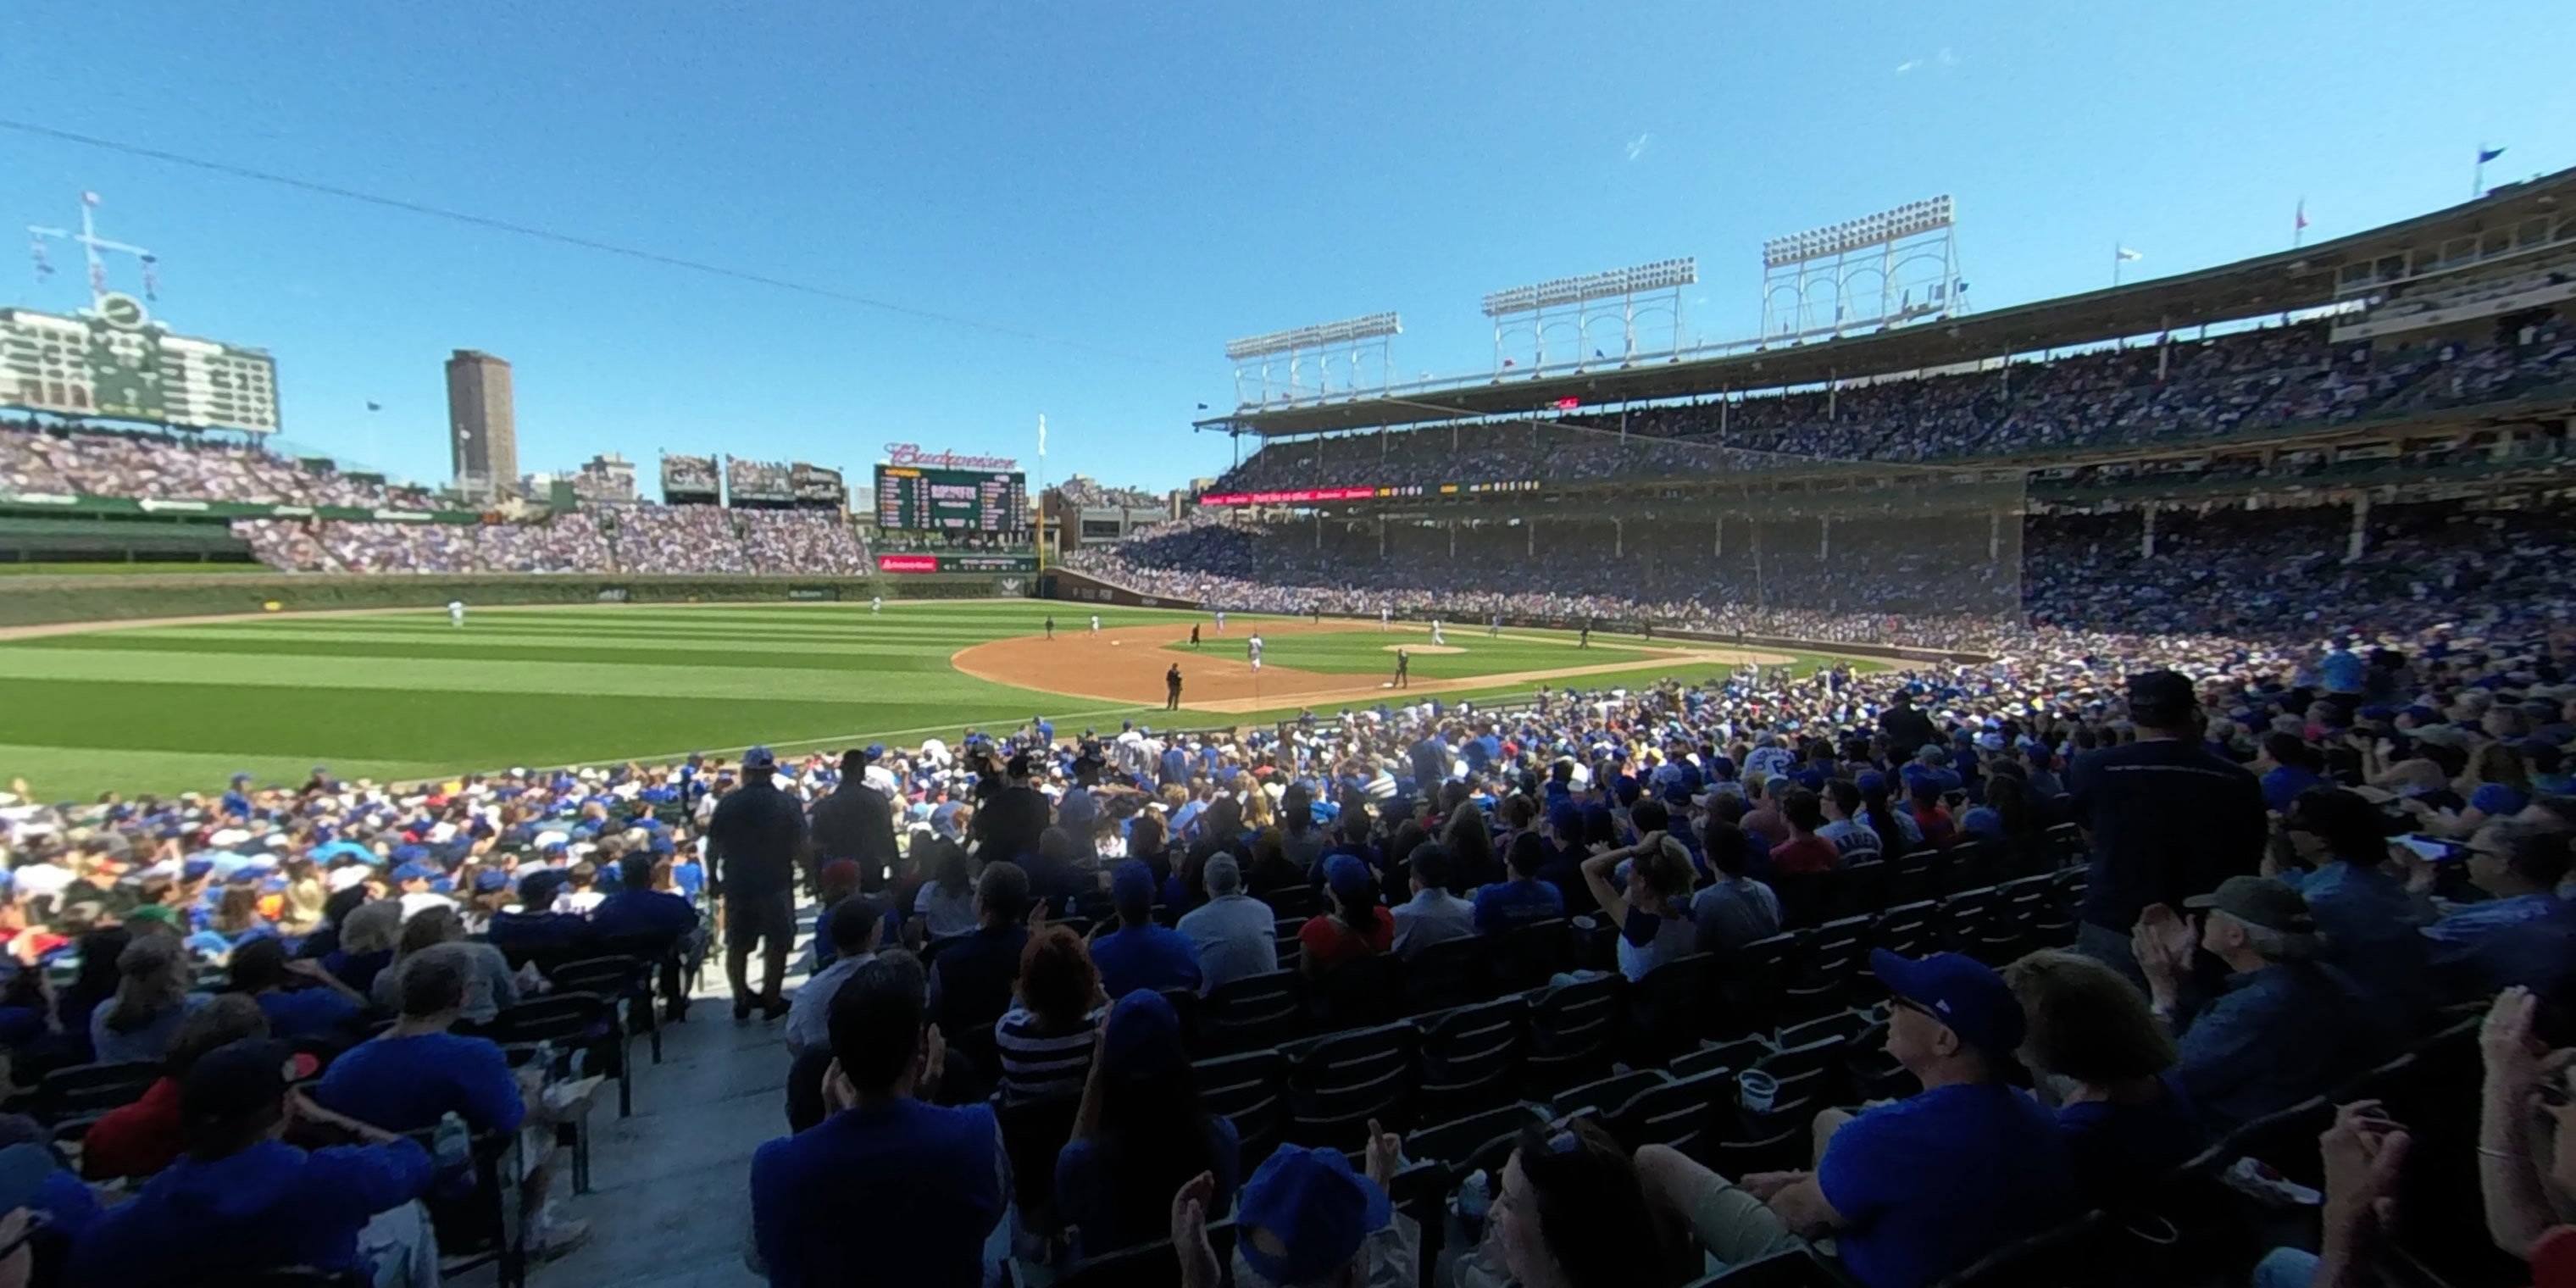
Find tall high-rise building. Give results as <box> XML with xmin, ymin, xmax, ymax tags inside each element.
<box><xmin>444</xmin><ymin>349</ymin><xmax>517</xmax><ymax>496</ymax></box>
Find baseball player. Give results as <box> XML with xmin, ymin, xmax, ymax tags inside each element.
<box><xmin>871</xmin><ymin>596</ymin><xmax>883</xmax><ymax>614</ymax></box>
<box><xmin>1431</xmin><ymin>619</ymin><xmax>1446</xmax><ymax>647</ymax></box>
<box><xmin>1248</xmin><ymin>632</ymin><xmax>1264</xmax><ymax>672</ymax></box>
<box><xmin>1091</xmin><ymin>613</ymin><xmax>1101</xmax><ymax>634</ymax></box>
<box><xmin>447</xmin><ymin>599</ymin><xmax>466</xmax><ymax>629</ymax></box>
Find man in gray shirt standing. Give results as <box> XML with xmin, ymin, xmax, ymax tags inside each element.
<box><xmin>1176</xmin><ymin>856</ymin><xmax>1280</xmax><ymax>993</ymax></box>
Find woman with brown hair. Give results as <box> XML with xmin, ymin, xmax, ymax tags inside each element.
<box><xmin>92</xmin><ymin>935</ymin><xmax>204</xmax><ymax>1064</ymax></box>
<box><xmin>2001</xmin><ymin>948</ymin><xmax>2203</xmax><ymax>1205</ymax></box>
<box><xmin>1475</xmin><ymin>1117</ymin><xmax>1692</xmax><ymax>1288</ymax></box>
<box><xmin>995</xmin><ymin>925</ymin><xmax>1102</xmax><ymax>1102</ymax></box>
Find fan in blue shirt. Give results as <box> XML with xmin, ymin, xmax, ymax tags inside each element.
<box><xmin>1474</xmin><ymin>834</ymin><xmax>1567</xmax><ymax>933</ymax></box>
<box><xmin>752</xmin><ymin>954</ymin><xmax>1006</xmax><ymax>1288</ymax></box>
<box><xmin>1635</xmin><ymin>951</ymin><xmax>2072</xmax><ymax>1288</ymax></box>
<box><xmin>1089</xmin><ymin>861</ymin><xmax>1202</xmax><ymax>997</ymax></box>
<box><xmin>68</xmin><ymin>1038</ymin><xmax>436</xmax><ymax>1288</ymax></box>
<box><xmin>227</xmin><ymin>937</ymin><xmax>369</xmax><ymax>1042</ymax></box>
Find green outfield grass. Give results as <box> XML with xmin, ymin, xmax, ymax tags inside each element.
<box><xmin>0</xmin><ymin>601</ymin><xmax>1872</xmax><ymax>798</ymax></box>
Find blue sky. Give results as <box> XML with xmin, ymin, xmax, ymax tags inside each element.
<box><xmin>0</xmin><ymin>1</ymin><xmax>2566</xmax><ymax>494</ymax></box>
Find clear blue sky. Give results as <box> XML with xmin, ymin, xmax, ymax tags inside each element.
<box><xmin>0</xmin><ymin>1</ymin><xmax>2565</xmax><ymax>494</ymax></box>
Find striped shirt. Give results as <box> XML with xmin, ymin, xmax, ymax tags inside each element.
<box><xmin>994</xmin><ymin>1005</ymin><xmax>1102</xmax><ymax>1102</ymax></box>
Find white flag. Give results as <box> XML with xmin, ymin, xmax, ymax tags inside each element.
<box><xmin>80</xmin><ymin>191</ymin><xmax>100</xmax><ymax>207</ymax></box>
<box><xmin>2116</xmin><ymin>247</ymin><xmax>2143</xmax><ymax>261</ymax></box>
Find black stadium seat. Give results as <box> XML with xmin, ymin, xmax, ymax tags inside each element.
<box><xmin>1202</xmin><ymin>971</ymin><xmax>1304</xmax><ymax>1052</ymax></box>
<box><xmin>1606</xmin><ymin>1066</ymin><xmax>1735</xmax><ymax>1158</ymax></box>
<box><xmin>1191</xmin><ymin>1048</ymin><xmax>1286</xmax><ymax>1164</ymax></box>
<box><xmin>1414</xmin><ymin>996</ymin><xmax>1525</xmax><ymax>1123</ymax></box>
<box><xmin>1547</xmin><ymin>1069</ymin><xmax>1669</xmax><ymax>1122</ymax></box>
<box><xmin>1284</xmin><ymin>1021</ymin><xmax>1417</xmax><ymax>1151</ymax></box>
<box><xmin>1518</xmin><ymin>974</ymin><xmax>1622</xmax><ymax>1093</ymax></box>
<box><xmin>1402</xmin><ymin>935</ymin><xmax>1489</xmax><ymax>1014</ymax></box>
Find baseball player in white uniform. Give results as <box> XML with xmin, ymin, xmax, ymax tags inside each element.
<box><xmin>1214</xmin><ymin>610</ymin><xmax>1227</xmax><ymax>634</ymax></box>
<box><xmin>1090</xmin><ymin>614</ymin><xmax>1101</xmax><ymax>634</ymax></box>
<box><xmin>1380</xmin><ymin>608</ymin><xmax>1391</xmax><ymax>630</ymax></box>
<box><xmin>1431</xmin><ymin>619</ymin><xmax>1446</xmax><ymax>646</ymax></box>
<box><xmin>1248</xmin><ymin>633</ymin><xmax>1264</xmax><ymax>671</ymax></box>
<box><xmin>447</xmin><ymin>600</ymin><xmax>465</xmax><ymax>628</ymax></box>
<box><xmin>871</xmin><ymin>596</ymin><xmax>883</xmax><ymax>614</ymax></box>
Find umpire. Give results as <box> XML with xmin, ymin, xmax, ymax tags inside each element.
<box><xmin>708</xmin><ymin>744</ymin><xmax>807</xmax><ymax>1023</ymax></box>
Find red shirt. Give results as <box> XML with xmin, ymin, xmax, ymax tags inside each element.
<box><xmin>1298</xmin><ymin>908</ymin><xmax>1393</xmax><ymax>970</ymax></box>
<box><xmin>1769</xmin><ymin>836</ymin><xmax>1842</xmax><ymax>876</ymax></box>
<box><xmin>80</xmin><ymin>1076</ymin><xmax>180</xmax><ymax>1180</ymax></box>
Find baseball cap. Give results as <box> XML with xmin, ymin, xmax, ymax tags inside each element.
<box><xmin>1236</xmin><ymin>1145</ymin><xmax>1392</xmax><ymax>1285</ymax></box>
<box><xmin>741</xmin><ymin>746</ymin><xmax>778</xmax><ymax>772</ymax></box>
<box><xmin>1111</xmin><ymin>859</ymin><xmax>1157</xmax><ymax>908</ymax></box>
<box><xmin>2185</xmin><ymin>876</ymin><xmax>2318</xmax><ymax>939</ymax></box>
<box><xmin>1324</xmin><ymin>854</ymin><xmax>1374</xmax><ymax>903</ymax></box>
<box><xmin>471</xmin><ymin>868</ymin><xmax>512</xmax><ymax>894</ymax></box>
<box><xmin>1101</xmin><ymin>988</ymin><xmax>1186</xmax><ymax>1079</ymax></box>
<box><xmin>180</xmin><ymin>1037</ymin><xmax>297</xmax><ymax>1125</ymax></box>
<box><xmin>391</xmin><ymin>863</ymin><xmax>435</xmax><ymax>885</ymax></box>
<box><xmin>0</xmin><ymin>1145</ymin><xmax>58</xmax><ymax>1214</ymax></box>
<box><xmin>125</xmin><ymin>904</ymin><xmax>178</xmax><ymax>928</ymax></box>
<box><xmin>1869</xmin><ymin>949</ymin><xmax>2024</xmax><ymax>1055</ymax></box>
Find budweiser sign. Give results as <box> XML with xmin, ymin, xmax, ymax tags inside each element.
<box><xmin>885</xmin><ymin>443</ymin><xmax>1019</xmax><ymax>472</ymax></box>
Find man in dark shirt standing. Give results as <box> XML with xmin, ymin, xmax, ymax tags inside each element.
<box><xmin>2068</xmin><ymin>671</ymin><xmax>2267</xmax><ymax>990</ymax></box>
<box><xmin>808</xmin><ymin>748</ymin><xmax>898</xmax><ymax>890</ymax></box>
<box><xmin>708</xmin><ymin>746</ymin><xmax>808</xmax><ymax>1023</ymax></box>
<box><xmin>971</xmin><ymin>752</ymin><xmax>1050</xmax><ymax>864</ymax></box>
<box><xmin>1166</xmin><ymin>664</ymin><xmax>1183</xmax><ymax>712</ymax></box>
<box><xmin>1879</xmin><ymin>691</ymin><xmax>1939</xmax><ymax>758</ymax></box>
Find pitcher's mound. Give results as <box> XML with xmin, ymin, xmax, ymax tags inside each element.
<box><xmin>1387</xmin><ymin>644</ymin><xmax>1465</xmax><ymax>654</ymax></box>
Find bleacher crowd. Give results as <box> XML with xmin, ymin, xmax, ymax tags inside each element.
<box><xmin>1208</xmin><ymin>316</ymin><xmax>2576</xmax><ymax>493</ymax></box>
<box><xmin>1</xmin><ymin>420</ymin><xmax>436</xmax><ymax>511</ymax></box>
<box><xmin>233</xmin><ymin>508</ymin><xmax>872</xmax><ymax>577</ymax></box>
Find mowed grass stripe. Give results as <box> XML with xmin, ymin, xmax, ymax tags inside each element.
<box><xmin>0</xmin><ymin>675</ymin><xmax>1134</xmax><ymax>762</ymax></box>
<box><xmin>26</xmin><ymin>636</ymin><xmax>985</xmax><ymax>673</ymax></box>
<box><xmin>0</xmin><ymin>646</ymin><xmax>1007</xmax><ymax>701</ymax></box>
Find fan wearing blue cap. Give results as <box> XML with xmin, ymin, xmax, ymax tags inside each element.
<box><xmin>1055</xmin><ymin>990</ymin><xmax>1239</xmax><ymax>1259</ymax></box>
<box><xmin>1635</xmin><ymin>949</ymin><xmax>2072</xmax><ymax>1288</ymax></box>
<box><xmin>1169</xmin><ymin>1113</ymin><xmax>1417</xmax><ymax>1288</ymax></box>
<box><xmin>1090</xmin><ymin>861</ymin><xmax>1202</xmax><ymax>996</ymax></box>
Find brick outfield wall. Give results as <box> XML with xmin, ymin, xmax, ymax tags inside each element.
<box><xmin>0</xmin><ymin>574</ymin><xmax>1024</xmax><ymax>629</ymax></box>
<box><xmin>1038</xmin><ymin>568</ymin><xmax>1996</xmax><ymax>667</ymax></box>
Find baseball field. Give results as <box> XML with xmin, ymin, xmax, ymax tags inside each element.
<box><xmin>0</xmin><ymin>600</ymin><xmax>1859</xmax><ymax>797</ymax></box>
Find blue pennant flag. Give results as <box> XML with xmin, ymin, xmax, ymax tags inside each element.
<box><xmin>2478</xmin><ymin>145</ymin><xmax>2507</xmax><ymax>164</ymax></box>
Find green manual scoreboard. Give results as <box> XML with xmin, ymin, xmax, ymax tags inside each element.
<box><xmin>0</xmin><ymin>295</ymin><xmax>280</xmax><ymax>433</ymax></box>
<box><xmin>873</xmin><ymin>464</ymin><xmax>1026</xmax><ymax>533</ymax></box>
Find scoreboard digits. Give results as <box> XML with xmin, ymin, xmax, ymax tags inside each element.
<box><xmin>874</xmin><ymin>465</ymin><xmax>1026</xmax><ymax>532</ymax></box>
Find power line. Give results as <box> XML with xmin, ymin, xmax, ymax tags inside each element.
<box><xmin>0</xmin><ymin>116</ymin><xmax>1189</xmax><ymax>370</ymax></box>
<box><xmin>1</xmin><ymin>117</ymin><xmax>1946</xmax><ymax>475</ymax></box>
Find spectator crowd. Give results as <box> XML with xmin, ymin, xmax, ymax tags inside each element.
<box><xmin>2</xmin><ymin>543</ymin><xmax>2573</xmax><ymax>1283</ymax></box>
<box><xmin>1209</xmin><ymin>315</ymin><xmax>2576</xmax><ymax>493</ymax></box>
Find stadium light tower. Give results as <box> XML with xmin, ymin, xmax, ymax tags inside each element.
<box><xmin>1758</xmin><ymin>196</ymin><xmax>1963</xmax><ymax>344</ymax></box>
<box><xmin>1480</xmin><ymin>258</ymin><xmax>1695</xmax><ymax>379</ymax></box>
<box><xmin>1224</xmin><ymin>312</ymin><xmax>1402</xmax><ymax>410</ymax></box>
<box><xmin>28</xmin><ymin>190</ymin><xmax>160</xmax><ymax>310</ymax></box>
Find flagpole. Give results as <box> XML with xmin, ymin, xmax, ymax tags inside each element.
<box><xmin>1035</xmin><ymin>414</ymin><xmax>1047</xmax><ymax>579</ymax></box>
<box><xmin>2474</xmin><ymin>143</ymin><xmax>2483</xmax><ymax>199</ymax></box>
<box><xmin>2112</xmin><ymin>242</ymin><xmax>2123</xmax><ymax>288</ymax></box>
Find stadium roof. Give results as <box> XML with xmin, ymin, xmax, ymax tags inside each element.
<box><xmin>1201</xmin><ymin>165</ymin><xmax>2576</xmax><ymax>439</ymax></box>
